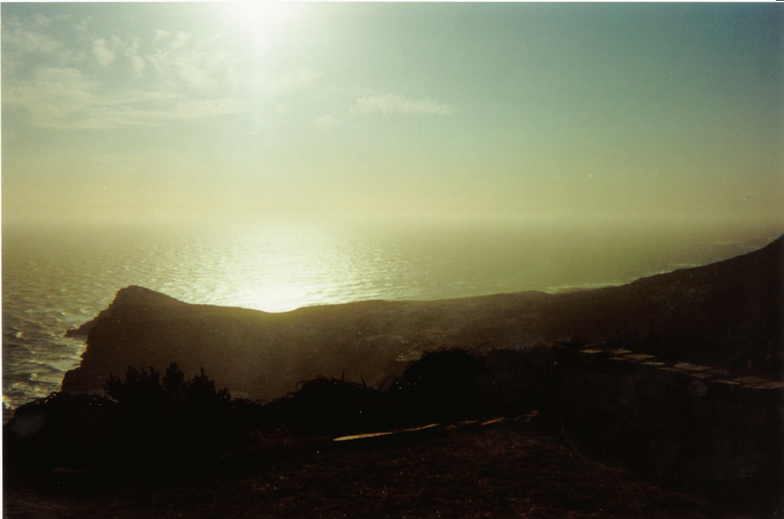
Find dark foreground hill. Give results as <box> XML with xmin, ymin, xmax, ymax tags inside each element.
<box><xmin>5</xmin><ymin>423</ymin><xmax>722</xmax><ymax>519</ymax></box>
<box><xmin>62</xmin><ymin>234</ymin><xmax>783</xmax><ymax>402</ymax></box>
<box><xmin>5</xmin><ymin>349</ymin><xmax>734</xmax><ymax>518</ymax></box>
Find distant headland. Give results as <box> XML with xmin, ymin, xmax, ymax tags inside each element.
<box><xmin>62</xmin><ymin>234</ymin><xmax>783</xmax><ymax>402</ymax></box>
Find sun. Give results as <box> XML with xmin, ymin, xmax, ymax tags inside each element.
<box><xmin>216</xmin><ymin>2</ymin><xmax>302</xmax><ymax>46</ymax></box>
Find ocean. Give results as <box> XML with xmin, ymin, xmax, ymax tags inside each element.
<box><xmin>3</xmin><ymin>217</ymin><xmax>781</xmax><ymax>420</ymax></box>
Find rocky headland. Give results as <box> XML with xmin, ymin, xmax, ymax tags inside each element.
<box><xmin>62</xmin><ymin>234</ymin><xmax>783</xmax><ymax>402</ymax></box>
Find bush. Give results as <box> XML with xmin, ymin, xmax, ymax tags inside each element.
<box><xmin>6</xmin><ymin>346</ymin><xmax>558</xmax><ymax>487</ymax></box>
<box><xmin>6</xmin><ymin>364</ymin><xmax>248</xmax><ymax>486</ymax></box>
<box><xmin>262</xmin><ymin>376</ymin><xmax>394</xmax><ymax>437</ymax></box>
<box><xmin>104</xmin><ymin>362</ymin><xmax>234</xmax><ymax>477</ymax></box>
<box><xmin>389</xmin><ymin>348</ymin><xmax>496</xmax><ymax>424</ymax></box>
<box><xmin>4</xmin><ymin>393</ymin><xmax>120</xmax><ymax>477</ymax></box>
<box><xmin>105</xmin><ymin>362</ymin><xmax>230</xmax><ymax>414</ymax></box>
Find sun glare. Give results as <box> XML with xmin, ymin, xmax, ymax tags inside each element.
<box><xmin>216</xmin><ymin>2</ymin><xmax>301</xmax><ymax>48</ymax></box>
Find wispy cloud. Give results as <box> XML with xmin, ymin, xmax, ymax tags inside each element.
<box><xmin>3</xmin><ymin>25</ymin><xmax>62</xmax><ymax>56</ymax></box>
<box><xmin>1</xmin><ymin>15</ymin><xmax>251</xmax><ymax>129</ymax></box>
<box><xmin>2</xmin><ymin>66</ymin><xmax>242</xmax><ymax>129</ymax></box>
<box><xmin>1</xmin><ymin>16</ymin><xmax>68</xmax><ymax>73</ymax></box>
<box><xmin>92</xmin><ymin>38</ymin><xmax>116</xmax><ymax>67</ymax></box>
<box><xmin>4</xmin><ymin>67</ymin><xmax>96</xmax><ymax>127</ymax></box>
<box><xmin>2</xmin><ymin>12</ymin><xmax>324</xmax><ymax>130</ymax></box>
<box><xmin>125</xmin><ymin>38</ymin><xmax>146</xmax><ymax>77</ymax></box>
<box><xmin>145</xmin><ymin>31</ymin><xmax>226</xmax><ymax>92</ymax></box>
<box><xmin>353</xmin><ymin>94</ymin><xmax>453</xmax><ymax>116</ymax></box>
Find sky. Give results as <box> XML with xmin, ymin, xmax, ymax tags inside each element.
<box><xmin>2</xmin><ymin>2</ymin><xmax>783</xmax><ymax>228</ymax></box>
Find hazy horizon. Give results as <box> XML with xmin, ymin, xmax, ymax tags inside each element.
<box><xmin>2</xmin><ymin>3</ymin><xmax>783</xmax><ymax>229</ymax></box>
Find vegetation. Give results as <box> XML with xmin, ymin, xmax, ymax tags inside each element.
<box><xmin>390</xmin><ymin>348</ymin><xmax>495</xmax><ymax>423</ymax></box>
<box><xmin>5</xmin><ymin>347</ymin><xmax>560</xmax><ymax>489</ymax></box>
<box><xmin>103</xmin><ymin>363</ymin><xmax>237</xmax><ymax>478</ymax></box>
<box><xmin>4</xmin><ymin>345</ymin><xmax>767</xmax><ymax>517</ymax></box>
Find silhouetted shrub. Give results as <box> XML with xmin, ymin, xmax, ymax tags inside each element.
<box><xmin>263</xmin><ymin>376</ymin><xmax>394</xmax><ymax>436</ymax></box>
<box><xmin>105</xmin><ymin>362</ymin><xmax>230</xmax><ymax>413</ymax></box>
<box><xmin>105</xmin><ymin>366</ymin><xmax>166</xmax><ymax>416</ymax></box>
<box><xmin>5</xmin><ymin>364</ymin><xmax>251</xmax><ymax>487</ymax></box>
<box><xmin>390</xmin><ymin>348</ymin><xmax>496</xmax><ymax>424</ymax></box>
<box><xmin>104</xmin><ymin>362</ymin><xmax>234</xmax><ymax>478</ymax></box>
<box><xmin>4</xmin><ymin>392</ymin><xmax>120</xmax><ymax>478</ymax></box>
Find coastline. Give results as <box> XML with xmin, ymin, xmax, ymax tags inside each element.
<box><xmin>60</xmin><ymin>234</ymin><xmax>783</xmax><ymax>403</ymax></box>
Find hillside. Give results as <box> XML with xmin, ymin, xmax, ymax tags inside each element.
<box><xmin>62</xmin><ymin>237</ymin><xmax>784</xmax><ymax>399</ymax></box>
<box><xmin>62</xmin><ymin>235</ymin><xmax>783</xmax><ymax>401</ymax></box>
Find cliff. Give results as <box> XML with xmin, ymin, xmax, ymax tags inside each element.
<box><xmin>61</xmin><ymin>235</ymin><xmax>783</xmax><ymax>402</ymax></box>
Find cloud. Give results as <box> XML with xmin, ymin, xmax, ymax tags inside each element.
<box><xmin>144</xmin><ymin>31</ymin><xmax>235</xmax><ymax>93</ymax></box>
<box><xmin>353</xmin><ymin>94</ymin><xmax>453</xmax><ymax>116</ymax></box>
<box><xmin>1</xmin><ymin>17</ymin><xmax>64</xmax><ymax>67</ymax></box>
<box><xmin>173</xmin><ymin>58</ymin><xmax>216</xmax><ymax>91</ymax></box>
<box><xmin>170</xmin><ymin>31</ymin><xmax>191</xmax><ymax>51</ymax></box>
<box><xmin>3</xmin><ymin>68</ymin><xmax>95</xmax><ymax>126</ymax></box>
<box><xmin>66</xmin><ymin>97</ymin><xmax>243</xmax><ymax>129</ymax></box>
<box><xmin>92</xmin><ymin>38</ymin><xmax>116</xmax><ymax>67</ymax></box>
<box><xmin>2</xmin><ymin>66</ymin><xmax>242</xmax><ymax>129</ymax></box>
<box><xmin>153</xmin><ymin>29</ymin><xmax>171</xmax><ymax>44</ymax></box>
<box><xmin>1</xmin><ymin>12</ymin><xmax>312</xmax><ymax>130</ymax></box>
<box><xmin>125</xmin><ymin>38</ymin><xmax>146</xmax><ymax>77</ymax></box>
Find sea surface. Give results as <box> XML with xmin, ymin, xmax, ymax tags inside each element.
<box><xmin>3</xmin><ymin>218</ymin><xmax>781</xmax><ymax>420</ymax></box>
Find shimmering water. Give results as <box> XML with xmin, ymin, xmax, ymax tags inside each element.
<box><xmin>3</xmin><ymin>218</ymin><xmax>780</xmax><ymax>418</ymax></box>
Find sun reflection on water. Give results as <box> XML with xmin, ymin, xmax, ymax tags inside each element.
<box><xmin>156</xmin><ymin>222</ymin><xmax>399</xmax><ymax>313</ymax></box>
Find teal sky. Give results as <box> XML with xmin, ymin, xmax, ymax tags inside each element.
<box><xmin>2</xmin><ymin>2</ymin><xmax>783</xmax><ymax>227</ymax></box>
